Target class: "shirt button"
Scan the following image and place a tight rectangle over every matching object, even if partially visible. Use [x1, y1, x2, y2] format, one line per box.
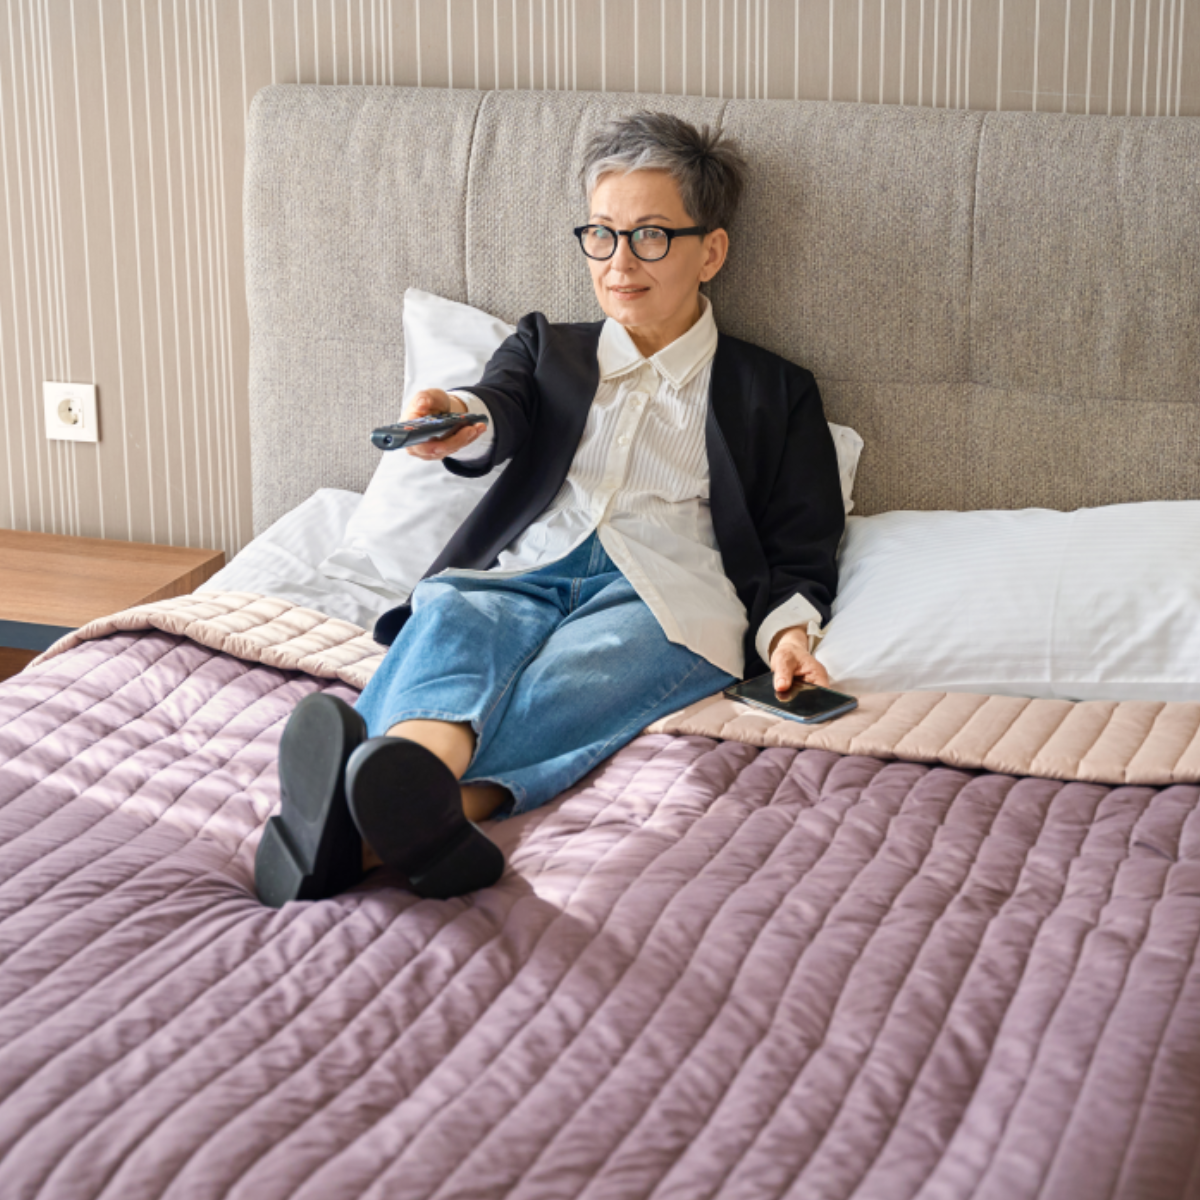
[619, 434, 631, 446]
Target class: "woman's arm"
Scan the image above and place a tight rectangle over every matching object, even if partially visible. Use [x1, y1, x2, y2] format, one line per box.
[441, 315, 544, 477]
[754, 370, 845, 689]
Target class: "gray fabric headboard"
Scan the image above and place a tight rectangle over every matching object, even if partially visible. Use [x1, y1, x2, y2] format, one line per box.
[244, 85, 1200, 535]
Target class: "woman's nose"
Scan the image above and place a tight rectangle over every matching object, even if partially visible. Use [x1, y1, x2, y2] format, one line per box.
[610, 234, 640, 270]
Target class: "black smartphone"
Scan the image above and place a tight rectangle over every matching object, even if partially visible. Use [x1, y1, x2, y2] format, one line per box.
[723, 673, 858, 724]
[370, 413, 488, 451]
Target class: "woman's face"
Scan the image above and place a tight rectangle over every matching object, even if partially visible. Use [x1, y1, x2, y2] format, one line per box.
[585, 170, 729, 356]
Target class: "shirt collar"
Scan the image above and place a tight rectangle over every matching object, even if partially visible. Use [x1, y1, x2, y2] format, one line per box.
[597, 294, 719, 389]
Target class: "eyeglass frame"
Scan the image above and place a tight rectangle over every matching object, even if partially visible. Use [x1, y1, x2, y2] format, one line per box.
[573, 223, 709, 262]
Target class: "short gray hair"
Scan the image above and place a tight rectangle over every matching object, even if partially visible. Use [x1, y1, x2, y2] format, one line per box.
[579, 111, 748, 233]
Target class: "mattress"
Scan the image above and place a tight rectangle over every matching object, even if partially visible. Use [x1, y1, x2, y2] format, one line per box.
[2, 619, 1198, 1200]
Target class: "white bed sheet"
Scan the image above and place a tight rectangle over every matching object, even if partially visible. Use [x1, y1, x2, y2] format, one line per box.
[199, 489, 406, 631]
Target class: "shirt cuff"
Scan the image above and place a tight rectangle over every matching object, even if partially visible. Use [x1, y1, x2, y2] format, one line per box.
[446, 390, 494, 464]
[755, 594, 825, 666]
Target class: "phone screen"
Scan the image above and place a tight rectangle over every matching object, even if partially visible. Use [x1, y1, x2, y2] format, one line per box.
[723, 673, 858, 724]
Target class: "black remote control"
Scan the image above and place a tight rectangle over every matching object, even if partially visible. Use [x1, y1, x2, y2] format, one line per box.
[370, 413, 488, 451]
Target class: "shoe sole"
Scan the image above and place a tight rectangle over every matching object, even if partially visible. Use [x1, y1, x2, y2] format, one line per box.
[346, 737, 505, 900]
[255, 693, 367, 906]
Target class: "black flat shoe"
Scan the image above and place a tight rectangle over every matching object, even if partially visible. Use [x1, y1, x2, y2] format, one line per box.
[255, 692, 368, 906]
[345, 737, 506, 900]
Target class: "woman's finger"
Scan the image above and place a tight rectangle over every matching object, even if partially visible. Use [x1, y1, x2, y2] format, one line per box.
[402, 393, 435, 421]
[797, 656, 831, 688]
[439, 423, 486, 456]
[407, 422, 485, 460]
[402, 389, 460, 421]
[772, 648, 798, 694]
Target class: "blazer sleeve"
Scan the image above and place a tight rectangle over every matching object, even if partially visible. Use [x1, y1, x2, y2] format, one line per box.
[442, 313, 542, 480]
[755, 371, 845, 636]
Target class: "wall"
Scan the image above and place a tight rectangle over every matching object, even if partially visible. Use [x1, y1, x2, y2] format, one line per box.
[1, 0, 1197, 556]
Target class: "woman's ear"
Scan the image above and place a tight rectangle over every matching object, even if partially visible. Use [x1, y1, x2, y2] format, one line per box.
[699, 228, 730, 283]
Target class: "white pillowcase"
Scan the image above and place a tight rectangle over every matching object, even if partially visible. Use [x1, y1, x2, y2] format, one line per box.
[320, 288, 865, 602]
[817, 503, 1200, 702]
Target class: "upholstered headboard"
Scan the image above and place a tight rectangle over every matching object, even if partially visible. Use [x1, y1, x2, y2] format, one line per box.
[244, 85, 1200, 535]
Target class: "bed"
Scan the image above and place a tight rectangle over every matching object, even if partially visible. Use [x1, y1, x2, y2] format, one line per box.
[1, 85, 1198, 1200]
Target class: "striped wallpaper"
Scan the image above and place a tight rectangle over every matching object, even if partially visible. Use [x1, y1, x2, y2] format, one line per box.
[1, 1, 1196, 557]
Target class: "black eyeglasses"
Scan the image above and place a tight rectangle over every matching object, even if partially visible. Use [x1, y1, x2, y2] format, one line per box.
[573, 223, 708, 262]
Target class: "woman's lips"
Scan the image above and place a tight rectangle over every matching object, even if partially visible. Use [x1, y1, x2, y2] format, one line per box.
[612, 287, 649, 297]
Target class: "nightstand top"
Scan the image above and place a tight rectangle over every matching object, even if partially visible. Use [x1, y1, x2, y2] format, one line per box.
[0, 529, 225, 629]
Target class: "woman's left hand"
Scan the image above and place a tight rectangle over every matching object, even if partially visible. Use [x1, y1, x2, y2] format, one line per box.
[768, 626, 830, 693]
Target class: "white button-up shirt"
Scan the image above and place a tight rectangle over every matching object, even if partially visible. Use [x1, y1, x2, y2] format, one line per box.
[449, 298, 822, 678]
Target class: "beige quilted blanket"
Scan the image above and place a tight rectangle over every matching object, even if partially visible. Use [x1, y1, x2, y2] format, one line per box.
[34, 591, 387, 689]
[33, 591, 1200, 788]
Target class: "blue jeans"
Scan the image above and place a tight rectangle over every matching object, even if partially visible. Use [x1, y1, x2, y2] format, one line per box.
[354, 533, 736, 815]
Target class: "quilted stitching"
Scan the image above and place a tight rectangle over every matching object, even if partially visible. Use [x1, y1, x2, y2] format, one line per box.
[2, 633, 1199, 1198]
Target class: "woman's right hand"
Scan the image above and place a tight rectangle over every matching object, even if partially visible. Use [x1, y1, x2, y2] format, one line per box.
[402, 388, 488, 461]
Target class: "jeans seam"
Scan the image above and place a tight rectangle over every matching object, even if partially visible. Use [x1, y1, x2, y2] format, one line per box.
[377, 706, 480, 732]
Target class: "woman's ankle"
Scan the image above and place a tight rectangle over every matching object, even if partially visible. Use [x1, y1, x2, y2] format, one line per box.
[386, 718, 476, 778]
[461, 782, 509, 823]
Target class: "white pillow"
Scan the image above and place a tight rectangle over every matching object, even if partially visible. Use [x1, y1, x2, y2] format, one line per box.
[320, 288, 865, 601]
[318, 292, 515, 600]
[817, 503, 1200, 702]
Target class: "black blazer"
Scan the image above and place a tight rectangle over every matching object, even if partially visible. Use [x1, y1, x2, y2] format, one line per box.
[374, 312, 845, 679]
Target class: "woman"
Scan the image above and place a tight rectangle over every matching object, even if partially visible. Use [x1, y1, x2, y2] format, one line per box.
[254, 111, 845, 907]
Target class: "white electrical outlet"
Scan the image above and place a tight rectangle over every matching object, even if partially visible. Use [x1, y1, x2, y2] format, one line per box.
[43, 381, 99, 443]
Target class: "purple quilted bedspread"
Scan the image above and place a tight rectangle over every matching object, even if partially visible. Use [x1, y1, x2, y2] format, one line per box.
[1, 632, 1198, 1200]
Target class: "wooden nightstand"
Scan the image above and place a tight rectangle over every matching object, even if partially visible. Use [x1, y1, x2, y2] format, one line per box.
[0, 531, 225, 682]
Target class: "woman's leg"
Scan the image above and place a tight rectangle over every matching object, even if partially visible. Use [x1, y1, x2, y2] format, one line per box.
[463, 572, 736, 815]
[339, 573, 565, 888]
[354, 570, 568, 815]
[347, 543, 637, 892]
[259, 541, 606, 903]
[355, 536, 613, 820]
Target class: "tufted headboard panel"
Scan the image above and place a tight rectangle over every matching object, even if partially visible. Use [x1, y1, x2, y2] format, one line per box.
[244, 85, 1200, 533]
